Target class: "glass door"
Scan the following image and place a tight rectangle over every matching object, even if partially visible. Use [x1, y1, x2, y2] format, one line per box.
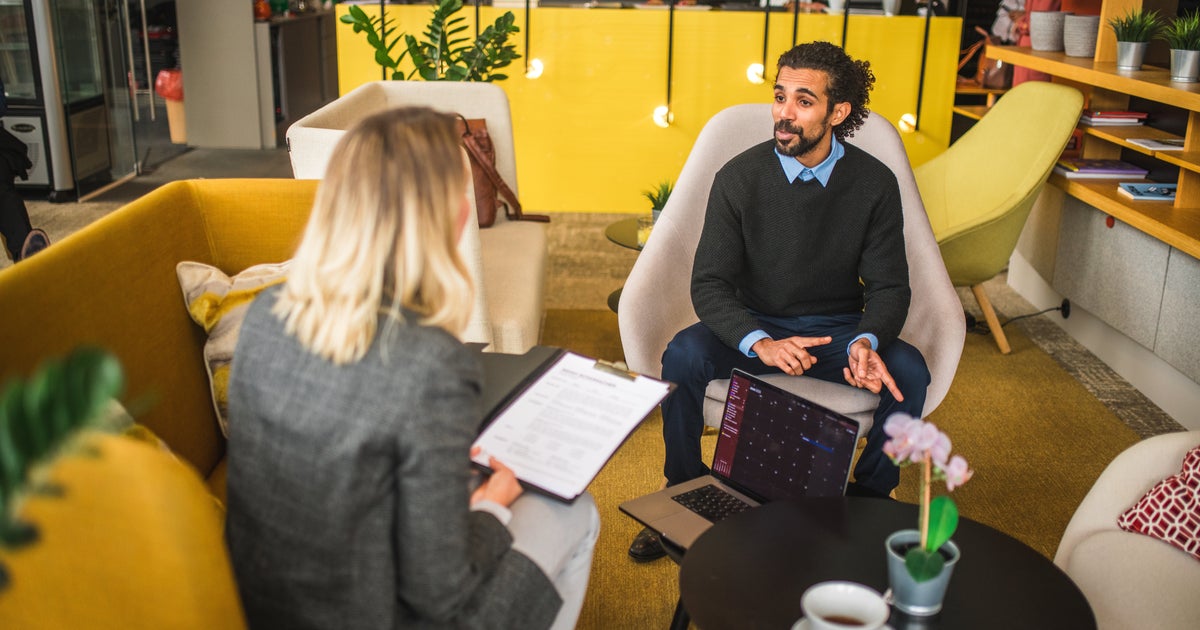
[48, 0, 137, 199]
[124, 0, 185, 171]
[0, 0, 38, 102]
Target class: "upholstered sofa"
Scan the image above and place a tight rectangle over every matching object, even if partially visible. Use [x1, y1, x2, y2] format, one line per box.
[0, 179, 323, 626]
[287, 81, 546, 355]
[1054, 431, 1200, 629]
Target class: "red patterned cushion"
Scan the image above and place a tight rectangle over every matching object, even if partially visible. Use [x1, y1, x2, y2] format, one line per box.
[1117, 445, 1200, 561]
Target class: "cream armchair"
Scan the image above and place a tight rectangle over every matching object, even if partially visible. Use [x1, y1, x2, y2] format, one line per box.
[287, 81, 545, 354]
[618, 105, 964, 433]
[1055, 431, 1200, 629]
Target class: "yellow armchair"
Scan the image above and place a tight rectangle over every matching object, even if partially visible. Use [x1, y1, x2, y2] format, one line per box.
[917, 81, 1083, 353]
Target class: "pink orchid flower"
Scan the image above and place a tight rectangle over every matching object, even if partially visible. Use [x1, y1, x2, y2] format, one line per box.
[941, 455, 973, 491]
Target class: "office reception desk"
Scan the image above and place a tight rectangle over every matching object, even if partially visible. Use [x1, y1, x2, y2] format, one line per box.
[335, 4, 960, 213]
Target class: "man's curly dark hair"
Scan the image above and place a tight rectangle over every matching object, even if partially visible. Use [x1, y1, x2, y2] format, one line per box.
[776, 41, 875, 140]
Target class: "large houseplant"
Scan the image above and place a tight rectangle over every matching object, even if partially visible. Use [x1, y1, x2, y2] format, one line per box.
[1108, 8, 1164, 70]
[341, 0, 520, 82]
[1160, 11, 1200, 82]
[881, 413, 973, 616]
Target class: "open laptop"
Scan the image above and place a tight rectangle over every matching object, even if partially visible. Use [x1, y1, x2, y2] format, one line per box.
[619, 369, 860, 550]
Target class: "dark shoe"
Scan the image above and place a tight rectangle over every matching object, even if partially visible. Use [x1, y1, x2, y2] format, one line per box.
[628, 526, 667, 562]
[18, 229, 49, 261]
[845, 481, 896, 500]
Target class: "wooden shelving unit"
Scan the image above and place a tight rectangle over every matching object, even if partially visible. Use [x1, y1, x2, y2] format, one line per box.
[987, 45, 1200, 258]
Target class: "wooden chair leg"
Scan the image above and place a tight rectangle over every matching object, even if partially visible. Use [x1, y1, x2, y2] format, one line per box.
[971, 284, 1011, 354]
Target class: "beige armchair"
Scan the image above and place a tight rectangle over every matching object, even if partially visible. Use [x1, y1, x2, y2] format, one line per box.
[1055, 431, 1200, 629]
[287, 81, 545, 354]
[617, 105, 964, 433]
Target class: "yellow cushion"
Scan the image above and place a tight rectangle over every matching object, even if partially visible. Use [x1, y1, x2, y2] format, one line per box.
[176, 260, 289, 437]
[0, 433, 246, 629]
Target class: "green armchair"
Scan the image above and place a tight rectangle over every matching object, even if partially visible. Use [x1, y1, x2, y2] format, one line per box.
[916, 81, 1083, 353]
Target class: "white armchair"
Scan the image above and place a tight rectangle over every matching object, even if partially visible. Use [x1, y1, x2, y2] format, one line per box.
[287, 81, 546, 354]
[617, 105, 964, 433]
[1054, 431, 1200, 630]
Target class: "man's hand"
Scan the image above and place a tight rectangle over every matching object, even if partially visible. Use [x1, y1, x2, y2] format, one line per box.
[752, 336, 832, 376]
[843, 338, 904, 400]
[469, 446, 524, 508]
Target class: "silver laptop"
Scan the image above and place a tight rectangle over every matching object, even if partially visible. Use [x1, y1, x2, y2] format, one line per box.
[619, 369, 860, 550]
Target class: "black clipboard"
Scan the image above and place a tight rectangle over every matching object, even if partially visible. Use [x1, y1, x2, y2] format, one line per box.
[470, 347, 672, 503]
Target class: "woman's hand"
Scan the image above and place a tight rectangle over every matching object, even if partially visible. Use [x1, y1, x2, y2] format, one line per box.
[469, 446, 524, 508]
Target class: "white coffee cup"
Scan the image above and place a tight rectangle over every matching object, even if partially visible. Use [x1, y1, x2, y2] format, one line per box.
[827, 0, 845, 12]
[799, 581, 889, 630]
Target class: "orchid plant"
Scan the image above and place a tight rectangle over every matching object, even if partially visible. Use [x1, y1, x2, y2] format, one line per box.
[883, 414, 973, 582]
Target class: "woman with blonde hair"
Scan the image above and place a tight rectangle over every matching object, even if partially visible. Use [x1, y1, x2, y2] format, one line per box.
[225, 106, 599, 630]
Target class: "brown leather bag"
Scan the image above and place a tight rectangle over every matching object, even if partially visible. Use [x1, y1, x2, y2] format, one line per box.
[958, 26, 1012, 90]
[455, 116, 549, 227]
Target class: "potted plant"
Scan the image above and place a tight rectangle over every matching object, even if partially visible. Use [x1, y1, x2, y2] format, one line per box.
[1160, 10, 1200, 82]
[0, 348, 127, 590]
[341, 0, 520, 82]
[643, 180, 673, 223]
[881, 413, 973, 616]
[1108, 8, 1164, 70]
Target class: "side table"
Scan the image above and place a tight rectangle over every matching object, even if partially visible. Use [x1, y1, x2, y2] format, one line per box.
[604, 216, 643, 312]
[679, 497, 1096, 630]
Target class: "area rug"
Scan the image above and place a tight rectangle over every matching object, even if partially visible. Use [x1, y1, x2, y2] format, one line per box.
[541, 309, 1140, 630]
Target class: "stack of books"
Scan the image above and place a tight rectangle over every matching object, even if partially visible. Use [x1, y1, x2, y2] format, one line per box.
[1117, 182, 1176, 201]
[1054, 158, 1149, 180]
[1078, 110, 1148, 126]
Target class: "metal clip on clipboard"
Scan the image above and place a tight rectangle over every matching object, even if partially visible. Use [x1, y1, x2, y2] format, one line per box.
[592, 358, 638, 381]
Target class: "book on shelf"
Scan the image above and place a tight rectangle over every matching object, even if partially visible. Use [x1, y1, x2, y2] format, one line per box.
[1127, 137, 1186, 151]
[1084, 110, 1148, 119]
[1117, 182, 1176, 201]
[1055, 158, 1149, 178]
[1079, 116, 1144, 126]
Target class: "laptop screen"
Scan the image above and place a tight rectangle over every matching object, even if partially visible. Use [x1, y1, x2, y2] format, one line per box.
[711, 370, 859, 502]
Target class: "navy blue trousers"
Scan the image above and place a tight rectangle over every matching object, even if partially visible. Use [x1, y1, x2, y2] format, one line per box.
[660, 315, 930, 494]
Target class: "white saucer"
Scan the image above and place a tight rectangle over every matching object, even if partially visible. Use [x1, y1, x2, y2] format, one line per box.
[791, 618, 894, 630]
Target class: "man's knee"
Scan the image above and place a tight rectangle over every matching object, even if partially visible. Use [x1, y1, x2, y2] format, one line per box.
[661, 324, 717, 383]
[884, 341, 930, 390]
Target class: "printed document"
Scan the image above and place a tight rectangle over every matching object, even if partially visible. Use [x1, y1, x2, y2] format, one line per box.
[471, 352, 670, 501]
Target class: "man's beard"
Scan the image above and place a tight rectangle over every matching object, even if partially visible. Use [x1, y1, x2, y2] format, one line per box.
[774, 119, 828, 158]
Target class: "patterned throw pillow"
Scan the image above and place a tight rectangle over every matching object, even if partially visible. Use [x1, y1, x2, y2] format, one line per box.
[176, 261, 290, 436]
[1117, 445, 1200, 561]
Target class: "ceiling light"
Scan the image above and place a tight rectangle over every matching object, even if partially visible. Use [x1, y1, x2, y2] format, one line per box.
[746, 63, 765, 84]
[653, 106, 674, 128]
[525, 58, 544, 80]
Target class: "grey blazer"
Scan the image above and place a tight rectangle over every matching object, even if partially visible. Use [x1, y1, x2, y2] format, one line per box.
[225, 286, 560, 629]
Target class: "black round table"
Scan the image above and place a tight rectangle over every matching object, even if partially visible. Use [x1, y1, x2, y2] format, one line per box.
[604, 216, 643, 312]
[679, 497, 1096, 630]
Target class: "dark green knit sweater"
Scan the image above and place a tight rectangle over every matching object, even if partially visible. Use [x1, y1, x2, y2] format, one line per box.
[691, 139, 910, 351]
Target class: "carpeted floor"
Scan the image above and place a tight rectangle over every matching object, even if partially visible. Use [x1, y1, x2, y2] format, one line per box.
[541, 309, 1143, 630]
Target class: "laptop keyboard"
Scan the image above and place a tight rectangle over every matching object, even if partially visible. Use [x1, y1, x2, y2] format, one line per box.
[671, 484, 753, 523]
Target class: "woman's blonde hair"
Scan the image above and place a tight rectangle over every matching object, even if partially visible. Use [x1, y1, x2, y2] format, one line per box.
[274, 106, 473, 365]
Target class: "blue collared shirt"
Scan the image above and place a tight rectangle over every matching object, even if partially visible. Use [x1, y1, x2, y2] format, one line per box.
[738, 135, 877, 357]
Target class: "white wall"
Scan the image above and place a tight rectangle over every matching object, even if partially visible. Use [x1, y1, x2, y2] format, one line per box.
[176, 0, 268, 149]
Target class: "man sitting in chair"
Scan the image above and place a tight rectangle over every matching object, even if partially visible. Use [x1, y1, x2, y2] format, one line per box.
[629, 42, 931, 562]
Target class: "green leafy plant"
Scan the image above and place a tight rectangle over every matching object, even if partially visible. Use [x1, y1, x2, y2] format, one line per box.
[883, 414, 973, 582]
[1108, 8, 1164, 43]
[340, 0, 521, 82]
[1160, 11, 1200, 51]
[0, 348, 128, 590]
[642, 180, 673, 213]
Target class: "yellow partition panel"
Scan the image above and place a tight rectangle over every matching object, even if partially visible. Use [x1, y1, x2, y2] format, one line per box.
[335, 6, 960, 213]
